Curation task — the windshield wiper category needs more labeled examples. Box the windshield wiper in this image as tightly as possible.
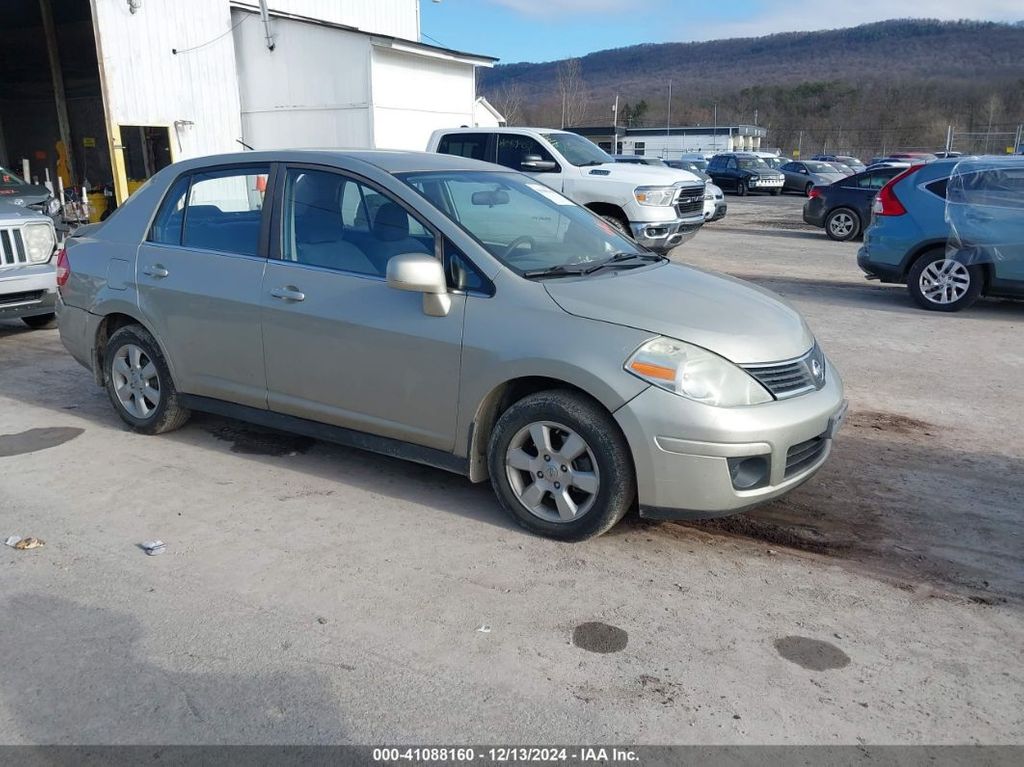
[583,252,667,274]
[522,264,593,279]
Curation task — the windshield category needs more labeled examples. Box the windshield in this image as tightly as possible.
[761,157,783,169]
[805,161,840,173]
[400,170,644,275]
[737,158,770,170]
[539,132,613,167]
[0,166,28,189]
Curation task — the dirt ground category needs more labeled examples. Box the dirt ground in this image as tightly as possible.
[1,195,1022,745]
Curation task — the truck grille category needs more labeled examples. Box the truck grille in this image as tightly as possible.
[0,290,44,307]
[675,186,705,216]
[742,345,826,399]
[785,432,828,477]
[0,227,28,266]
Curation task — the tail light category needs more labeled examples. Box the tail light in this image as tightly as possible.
[808,187,823,200]
[55,248,70,290]
[873,164,926,216]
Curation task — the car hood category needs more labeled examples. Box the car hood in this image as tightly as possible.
[583,162,704,187]
[0,198,50,221]
[0,183,51,206]
[745,169,784,180]
[544,262,813,364]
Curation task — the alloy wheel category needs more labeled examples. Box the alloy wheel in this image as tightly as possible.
[828,212,855,238]
[504,421,601,523]
[111,343,161,419]
[919,259,971,305]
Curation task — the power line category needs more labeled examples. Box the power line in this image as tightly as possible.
[173,14,250,55]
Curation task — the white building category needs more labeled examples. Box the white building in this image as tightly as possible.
[571,124,768,157]
[0,0,496,204]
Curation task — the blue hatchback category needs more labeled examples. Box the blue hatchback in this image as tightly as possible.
[858,158,1024,311]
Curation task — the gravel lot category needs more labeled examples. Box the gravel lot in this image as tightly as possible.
[2,195,1022,745]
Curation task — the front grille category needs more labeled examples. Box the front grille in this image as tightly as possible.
[0,227,28,266]
[675,186,705,216]
[743,345,826,399]
[0,290,44,307]
[785,432,828,477]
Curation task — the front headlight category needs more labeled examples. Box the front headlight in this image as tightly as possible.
[47,197,61,215]
[633,186,677,207]
[23,222,56,263]
[625,337,773,407]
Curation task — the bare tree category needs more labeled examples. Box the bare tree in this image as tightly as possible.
[557,58,588,128]
[490,82,525,126]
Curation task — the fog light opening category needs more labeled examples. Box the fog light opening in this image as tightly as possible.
[727,455,770,491]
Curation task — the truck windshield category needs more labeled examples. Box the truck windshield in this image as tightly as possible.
[539,133,612,167]
[400,170,646,277]
[0,166,28,189]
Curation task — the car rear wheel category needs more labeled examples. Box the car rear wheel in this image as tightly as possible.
[22,313,56,329]
[824,208,861,241]
[735,180,748,196]
[487,390,636,541]
[804,182,814,196]
[104,325,191,434]
[907,250,983,312]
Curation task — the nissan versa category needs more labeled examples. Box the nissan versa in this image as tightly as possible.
[57,150,847,540]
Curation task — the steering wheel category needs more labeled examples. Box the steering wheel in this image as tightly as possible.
[502,235,536,260]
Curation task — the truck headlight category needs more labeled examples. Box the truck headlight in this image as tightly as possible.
[633,186,677,207]
[23,222,56,263]
[625,337,773,407]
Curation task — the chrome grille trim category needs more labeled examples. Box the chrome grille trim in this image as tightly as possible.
[785,432,829,477]
[742,344,826,400]
[0,227,28,266]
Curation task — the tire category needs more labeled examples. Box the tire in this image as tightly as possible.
[735,180,748,197]
[487,390,636,541]
[600,214,631,239]
[22,313,56,329]
[804,182,814,197]
[769,188,781,196]
[103,324,191,434]
[906,249,983,312]
[824,208,861,242]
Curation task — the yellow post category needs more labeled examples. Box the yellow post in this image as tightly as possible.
[108,124,129,205]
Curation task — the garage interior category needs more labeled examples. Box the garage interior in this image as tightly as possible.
[0,0,113,196]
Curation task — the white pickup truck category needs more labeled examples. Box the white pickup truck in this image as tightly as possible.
[426,128,707,252]
[0,201,59,329]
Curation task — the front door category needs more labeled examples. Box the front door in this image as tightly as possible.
[260,165,465,451]
[137,164,271,408]
[496,134,564,192]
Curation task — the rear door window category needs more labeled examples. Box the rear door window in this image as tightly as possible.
[148,175,191,245]
[437,133,492,162]
[180,166,270,256]
[497,135,557,170]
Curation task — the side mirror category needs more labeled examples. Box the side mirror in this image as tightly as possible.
[386,253,451,317]
[799,168,809,174]
[521,154,557,172]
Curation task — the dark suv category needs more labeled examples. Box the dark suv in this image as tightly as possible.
[802,166,906,241]
[707,153,784,196]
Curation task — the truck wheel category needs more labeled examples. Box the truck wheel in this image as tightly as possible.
[735,180,748,196]
[22,313,57,329]
[824,208,860,241]
[488,390,636,541]
[600,214,631,238]
[104,325,191,435]
[906,249,982,312]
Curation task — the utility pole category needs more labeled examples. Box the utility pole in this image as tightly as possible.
[1015,124,1023,154]
[612,95,619,153]
[39,0,75,185]
[945,124,953,154]
[666,80,672,137]
[797,130,803,158]
[713,102,718,151]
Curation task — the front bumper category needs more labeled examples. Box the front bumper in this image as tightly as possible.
[708,201,727,222]
[857,246,902,283]
[748,177,784,192]
[0,263,57,320]
[629,216,703,252]
[614,360,846,519]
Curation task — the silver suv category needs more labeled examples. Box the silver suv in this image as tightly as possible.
[1,200,59,328]
[57,150,846,540]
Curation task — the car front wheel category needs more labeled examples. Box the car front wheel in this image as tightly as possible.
[824,208,860,241]
[907,250,983,312]
[735,180,748,196]
[104,324,191,434]
[487,390,636,541]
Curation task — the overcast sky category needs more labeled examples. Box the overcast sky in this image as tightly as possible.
[420,0,1024,63]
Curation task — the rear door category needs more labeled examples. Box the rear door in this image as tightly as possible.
[435,132,495,163]
[259,164,465,450]
[137,164,272,408]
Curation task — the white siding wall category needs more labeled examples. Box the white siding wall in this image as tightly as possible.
[91,0,243,160]
[232,10,373,149]
[622,134,740,158]
[268,0,420,38]
[370,47,476,151]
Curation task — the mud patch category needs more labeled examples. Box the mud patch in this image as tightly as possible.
[0,427,84,457]
[572,622,628,654]
[682,513,844,556]
[637,674,681,705]
[203,421,315,457]
[849,410,935,437]
[774,636,851,671]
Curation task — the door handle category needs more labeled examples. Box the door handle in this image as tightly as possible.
[270,286,306,302]
[142,264,169,278]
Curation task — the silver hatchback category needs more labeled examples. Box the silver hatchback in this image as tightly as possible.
[57,150,846,540]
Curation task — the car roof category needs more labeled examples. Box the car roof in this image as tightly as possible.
[163,149,499,175]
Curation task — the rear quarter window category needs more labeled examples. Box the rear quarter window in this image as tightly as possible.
[438,134,491,162]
